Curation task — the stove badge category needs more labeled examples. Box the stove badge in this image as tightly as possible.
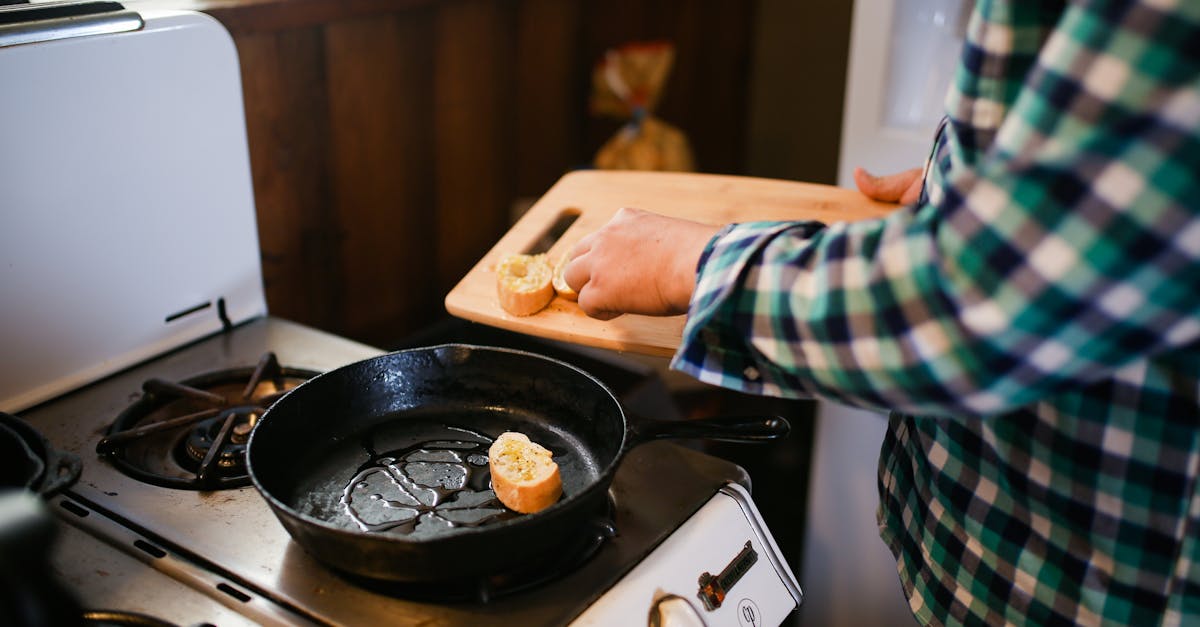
[737,598,762,627]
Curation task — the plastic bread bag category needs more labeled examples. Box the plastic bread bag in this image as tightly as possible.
[591,42,695,172]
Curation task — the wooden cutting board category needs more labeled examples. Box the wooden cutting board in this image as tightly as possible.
[444,170,897,357]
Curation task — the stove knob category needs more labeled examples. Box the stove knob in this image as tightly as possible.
[648,594,707,627]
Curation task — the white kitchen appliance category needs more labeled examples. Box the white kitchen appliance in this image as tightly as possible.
[0,3,802,625]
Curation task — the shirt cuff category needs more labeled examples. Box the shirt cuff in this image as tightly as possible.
[670,220,825,397]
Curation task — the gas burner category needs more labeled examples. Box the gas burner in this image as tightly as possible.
[97,353,319,490]
[346,498,617,604]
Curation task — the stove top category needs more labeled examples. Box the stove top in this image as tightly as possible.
[22,317,764,625]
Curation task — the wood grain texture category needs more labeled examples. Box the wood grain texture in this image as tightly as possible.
[515,0,585,197]
[445,170,898,356]
[433,0,517,297]
[237,27,342,332]
[125,0,437,34]
[578,0,756,174]
[324,12,438,342]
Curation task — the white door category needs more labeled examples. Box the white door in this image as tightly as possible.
[800,1,968,625]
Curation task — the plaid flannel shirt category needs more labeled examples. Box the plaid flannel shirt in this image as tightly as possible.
[673,0,1200,624]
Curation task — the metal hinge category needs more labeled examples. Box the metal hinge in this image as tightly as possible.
[0,1,142,47]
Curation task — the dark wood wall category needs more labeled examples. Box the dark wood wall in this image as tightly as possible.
[130,0,760,346]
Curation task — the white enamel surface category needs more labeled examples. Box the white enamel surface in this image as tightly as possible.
[1,11,265,412]
[573,485,800,627]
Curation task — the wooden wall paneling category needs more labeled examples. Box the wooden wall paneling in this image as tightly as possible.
[127,0,440,35]
[578,0,648,161]
[433,0,518,295]
[745,0,853,185]
[577,0,757,175]
[659,1,755,175]
[514,0,585,200]
[214,0,434,34]
[323,11,438,345]
[236,28,342,332]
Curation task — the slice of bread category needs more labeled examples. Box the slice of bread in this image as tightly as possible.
[496,253,554,316]
[552,253,578,301]
[488,432,562,514]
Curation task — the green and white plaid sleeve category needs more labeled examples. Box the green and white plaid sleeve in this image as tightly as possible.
[673,0,1200,624]
[674,0,1200,419]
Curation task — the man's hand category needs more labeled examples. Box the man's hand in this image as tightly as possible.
[564,208,721,320]
[853,166,924,204]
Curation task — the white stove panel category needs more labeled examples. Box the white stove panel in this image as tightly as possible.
[574,483,802,626]
[0,10,265,412]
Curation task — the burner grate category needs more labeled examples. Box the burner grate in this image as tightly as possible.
[97,353,318,490]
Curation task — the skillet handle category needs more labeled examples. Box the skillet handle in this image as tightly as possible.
[629,415,790,446]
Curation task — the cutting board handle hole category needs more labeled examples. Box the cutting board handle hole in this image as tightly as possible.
[523,208,581,255]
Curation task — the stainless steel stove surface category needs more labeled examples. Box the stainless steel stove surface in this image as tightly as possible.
[23,317,789,625]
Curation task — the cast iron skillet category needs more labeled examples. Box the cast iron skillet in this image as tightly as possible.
[247,344,788,583]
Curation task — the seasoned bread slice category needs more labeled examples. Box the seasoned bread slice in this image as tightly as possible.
[488,432,562,514]
[552,253,578,301]
[496,253,555,316]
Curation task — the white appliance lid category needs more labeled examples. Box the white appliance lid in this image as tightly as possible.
[1,7,267,412]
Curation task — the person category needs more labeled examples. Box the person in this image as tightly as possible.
[563,0,1200,624]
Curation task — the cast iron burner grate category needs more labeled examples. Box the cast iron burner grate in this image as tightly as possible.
[343,498,618,604]
[96,353,319,490]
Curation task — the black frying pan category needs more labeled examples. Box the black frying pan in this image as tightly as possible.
[247,344,787,583]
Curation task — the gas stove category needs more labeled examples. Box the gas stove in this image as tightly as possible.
[1,3,801,625]
[19,317,799,625]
